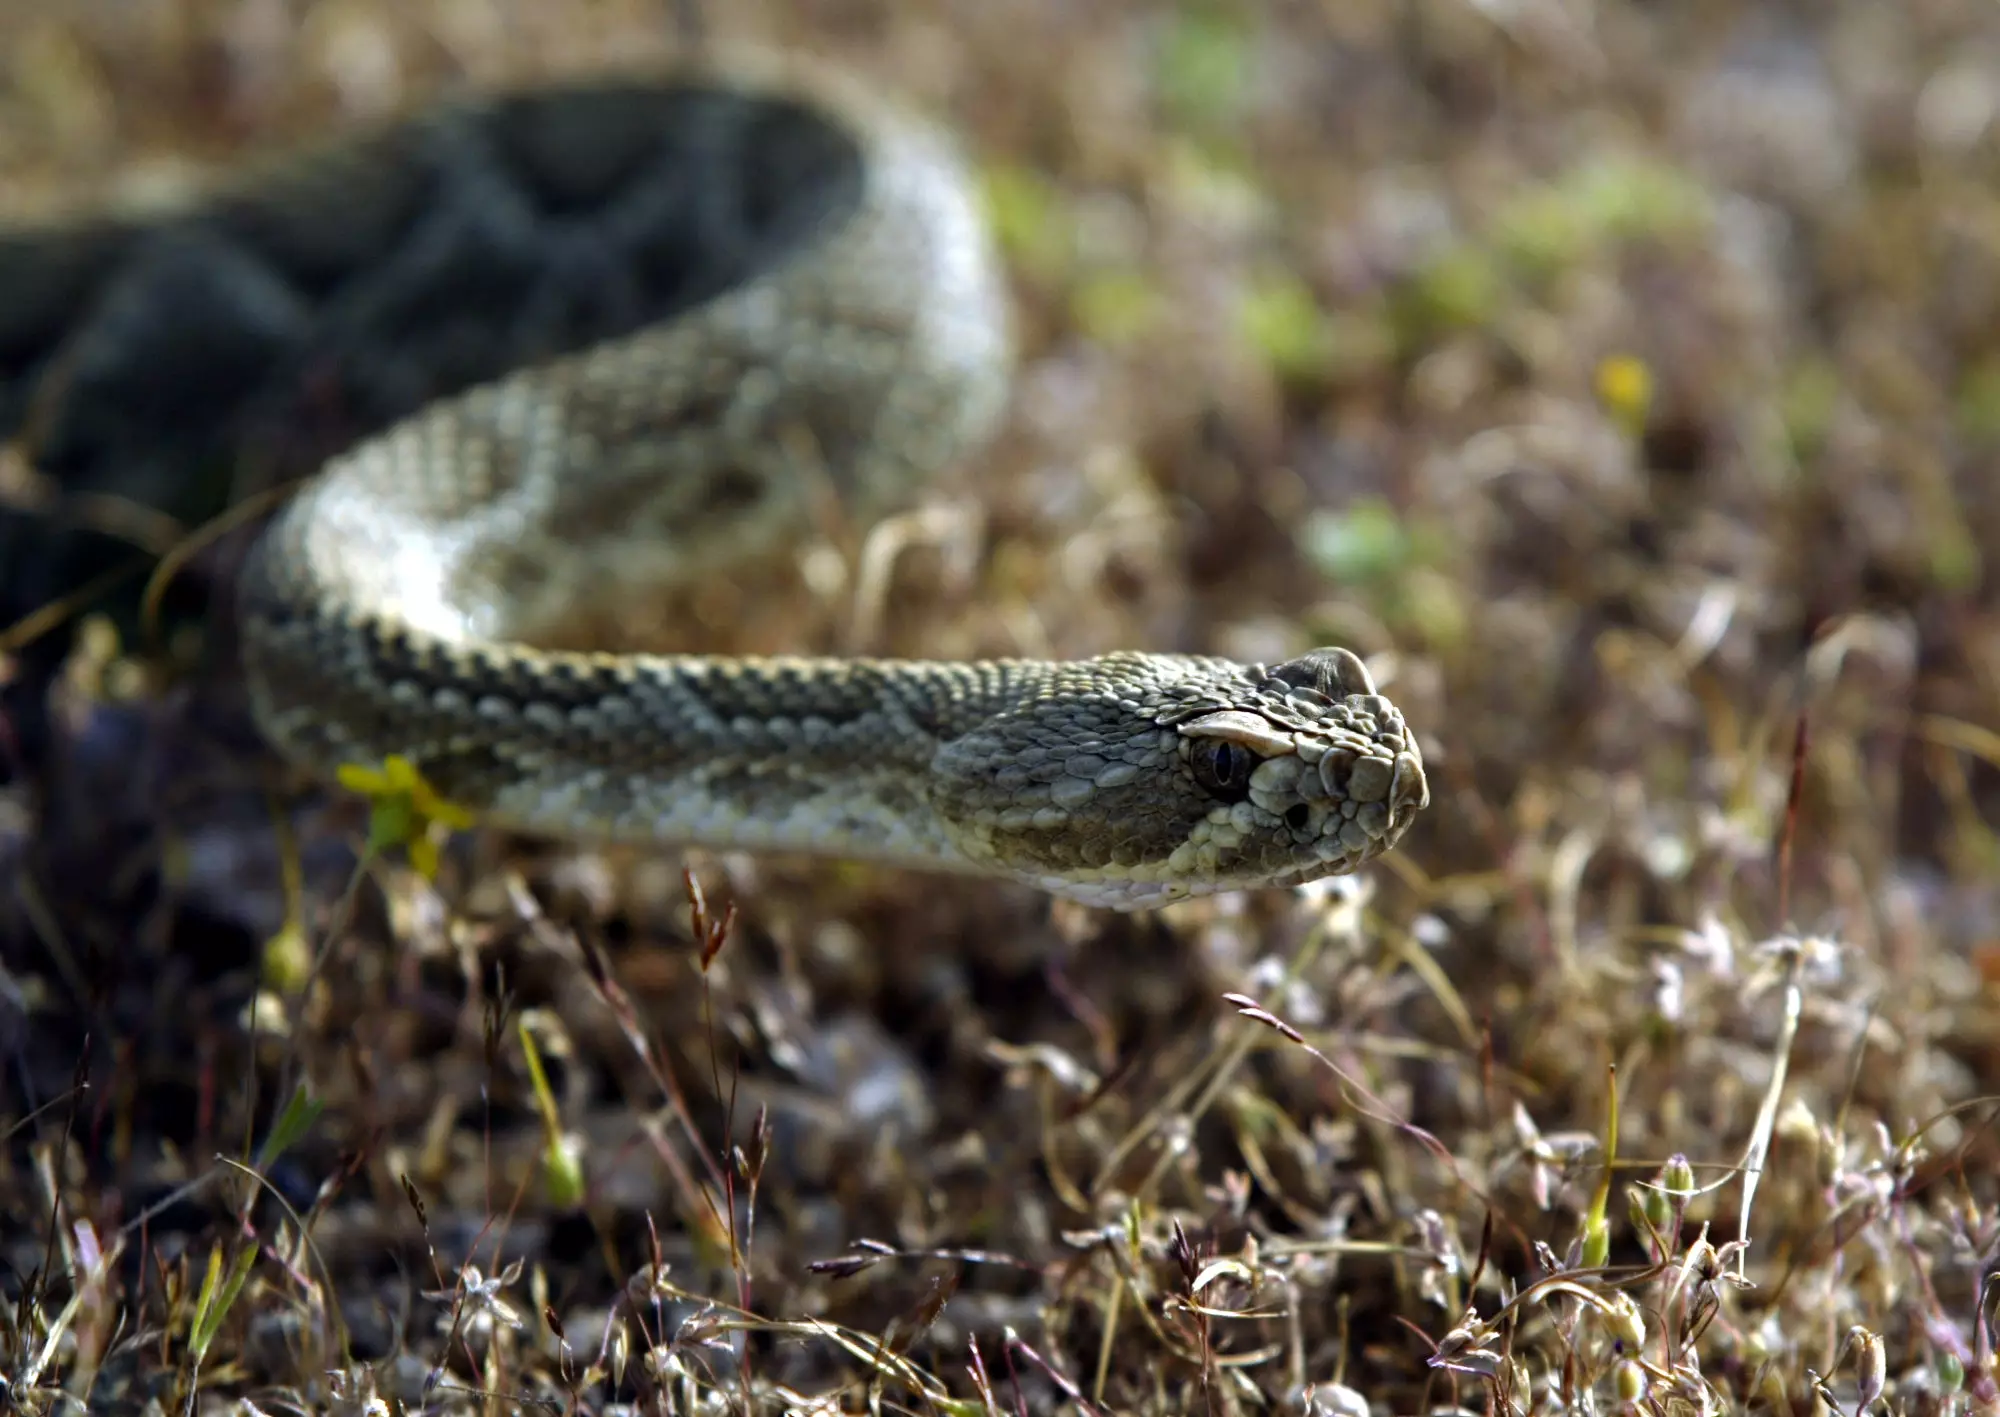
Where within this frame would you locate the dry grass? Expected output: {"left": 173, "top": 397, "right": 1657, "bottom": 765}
{"left": 3, "top": 1, "right": 1998, "bottom": 1413}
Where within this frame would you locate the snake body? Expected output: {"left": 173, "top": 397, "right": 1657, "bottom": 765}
{"left": 12, "top": 60, "right": 1429, "bottom": 909}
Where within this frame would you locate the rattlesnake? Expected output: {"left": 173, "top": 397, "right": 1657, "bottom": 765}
{"left": 4, "top": 58, "right": 1428, "bottom": 909}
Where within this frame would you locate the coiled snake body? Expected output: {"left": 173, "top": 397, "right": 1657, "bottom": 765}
{"left": 8, "top": 59, "right": 1428, "bottom": 909}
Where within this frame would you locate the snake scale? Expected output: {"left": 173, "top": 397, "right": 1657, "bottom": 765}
{"left": 5, "top": 57, "right": 1429, "bottom": 909}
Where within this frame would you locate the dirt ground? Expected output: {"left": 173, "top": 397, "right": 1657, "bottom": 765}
{"left": 2, "top": 1, "right": 1998, "bottom": 1412}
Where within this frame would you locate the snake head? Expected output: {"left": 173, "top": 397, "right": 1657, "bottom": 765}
{"left": 930, "top": 646, "right": 1429, "bottom": 910}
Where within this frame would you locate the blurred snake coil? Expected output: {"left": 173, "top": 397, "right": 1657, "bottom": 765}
{"left": 2, "top": 57, "right": 1428, "bottom": 909}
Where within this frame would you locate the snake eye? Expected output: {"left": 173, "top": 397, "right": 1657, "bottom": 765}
{"left": 1189, "top": 738, "right": 1258, "bottom": 803}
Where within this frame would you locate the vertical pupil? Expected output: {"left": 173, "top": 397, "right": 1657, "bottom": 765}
{"left": 1191, "top": 739, "right": 1258, "bottom": 803}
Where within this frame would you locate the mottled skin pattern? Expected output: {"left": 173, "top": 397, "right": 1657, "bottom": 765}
{"left": 249, "top": 623, "right": 1428, "bottom": 907}
{"left": 127, "top": 58, "right": 1430, "bottom": 908}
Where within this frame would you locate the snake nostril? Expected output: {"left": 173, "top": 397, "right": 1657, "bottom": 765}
{"left": 1285, "top": 804, "right": 1310, "bottom": 831}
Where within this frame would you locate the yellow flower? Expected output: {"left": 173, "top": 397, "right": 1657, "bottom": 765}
{"left": 1594, "top": 353, "right": 1655, "bottom": 438}
{"left": 335, "top": 754, "right": 475, "bottom": 879}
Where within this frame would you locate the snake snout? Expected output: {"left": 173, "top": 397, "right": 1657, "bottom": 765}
{"left": 1145, "top": 648, "right": 1429, "bottom": 900}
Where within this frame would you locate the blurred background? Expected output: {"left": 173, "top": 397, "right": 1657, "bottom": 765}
{"left": 1, "top": 1, "right": 1996, "bottom": 1412}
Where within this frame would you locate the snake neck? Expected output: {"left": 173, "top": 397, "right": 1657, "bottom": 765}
{"left": 243, "top": 594, "right": 1076, "bottom": 871}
